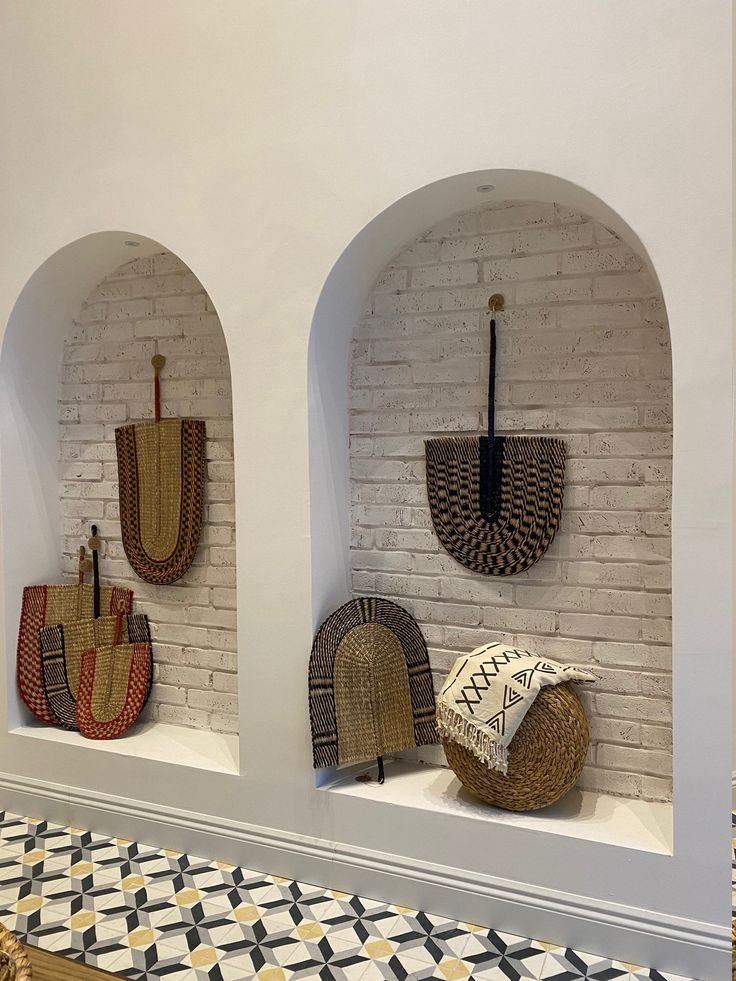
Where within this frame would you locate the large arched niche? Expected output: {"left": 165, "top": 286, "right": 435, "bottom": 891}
{"left": 0, "top": 231, "right": 238, "bottom": 771}
{"left": 308, "top": 169, "right": 672, "bottom": 802}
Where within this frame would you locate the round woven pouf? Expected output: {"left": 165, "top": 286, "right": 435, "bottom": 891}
{"left": 442, "top": 683, "right": 589, "bottom": 812}
{"left": 0, "top": 922, "right": 31, "bottom": 980}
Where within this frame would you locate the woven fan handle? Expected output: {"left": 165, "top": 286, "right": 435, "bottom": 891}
{"left": 152, "top": 354, "right": 166, "bottom": 422}
{"left": 88, "top": 525, "right": 101, "bottom": 618}
{"left": 484, "top": 294, "right": 504, "bottom": 510}
{"left": 78, "top": 545, "right": 93, "bottom": 585}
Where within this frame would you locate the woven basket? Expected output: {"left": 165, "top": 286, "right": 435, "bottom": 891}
{"left": 731, "top": 922, "right": 735, "bottom": 979}
{"left": 442, "top": 683, "right": 589, "bottom": 811}
{"left": 0, "top": 923, "right": 31, "bottom": 980}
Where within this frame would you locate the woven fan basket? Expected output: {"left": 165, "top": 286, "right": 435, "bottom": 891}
{"left": 731, "top": 922, "right": 735, "bottom": 980}
{"left": 0, "top": 923, "right": 31, "bottom": 980}
{"left": 442, "top": 683, "right": 589, "bottom": 812}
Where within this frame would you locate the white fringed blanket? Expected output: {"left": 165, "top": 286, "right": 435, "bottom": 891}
{"left": 437, "top": 643, "right": 596, "bottom": 774}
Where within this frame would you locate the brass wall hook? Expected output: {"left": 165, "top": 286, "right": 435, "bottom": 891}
{"left": 488, "top": 293, "right": 505, "bottom": 313}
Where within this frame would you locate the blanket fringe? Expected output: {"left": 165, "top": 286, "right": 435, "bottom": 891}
{"left": 437, "top": 701, "right": 508, "bottom": 774}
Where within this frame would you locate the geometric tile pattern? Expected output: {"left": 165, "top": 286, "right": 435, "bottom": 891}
{"left": 0, "top": 809, "right": 688, "bottom": 980}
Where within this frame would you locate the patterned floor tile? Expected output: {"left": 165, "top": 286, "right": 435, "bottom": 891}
{"left": 0, "top": 807, "right": 692, "bottom": 981}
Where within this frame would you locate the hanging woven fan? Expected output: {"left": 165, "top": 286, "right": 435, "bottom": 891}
{"left": 425, "top": 294, "right": 566, "bottom": 576}
{"left": 309, "top": 597, "right": 438, "bottom": 781}
{"left": 16, "top": 534, "right": 133, "bottom": 724}
{"left": 115, "top": 353, "right": 206, "bottom": 585}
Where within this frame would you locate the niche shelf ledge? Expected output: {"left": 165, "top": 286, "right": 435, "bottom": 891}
{"left": 9, "top": 720, "right": 239, "bottom": 775}
{"left": 320, "top": 759, "right": 672, "bottom": 855}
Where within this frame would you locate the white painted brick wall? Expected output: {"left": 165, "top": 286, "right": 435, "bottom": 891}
{"left": 350, "top": 201, "right": 672, "bottom": 802}
{"left": 59, "top": 252, "right": 238, "bottom": 735}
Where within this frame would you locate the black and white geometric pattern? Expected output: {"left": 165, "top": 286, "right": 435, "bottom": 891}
{"left": 0, "top": 809, "right": 689, "bottom": 980}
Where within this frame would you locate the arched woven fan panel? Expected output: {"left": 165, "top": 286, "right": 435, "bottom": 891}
{"left": 425, "top": 435, "right": 566, "bottom": 576}
{"left": 334, "top": 623, "right": 416, "bottom": 764}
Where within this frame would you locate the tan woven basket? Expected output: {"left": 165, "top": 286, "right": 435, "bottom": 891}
{"left": 731, "top": 921, "right": 735, "bottom": 979}
{"left": 442, "top": 682, "right": 589, "bottom": 812}
{"left": 0, "top": 923, "right": 32, "bottom": 980}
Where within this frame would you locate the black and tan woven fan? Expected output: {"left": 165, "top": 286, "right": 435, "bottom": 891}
{"left": 425, "top": 294, "right": 565, "bottom": 576}
{"left": 308, "top": 597, "right": 438, "bottom": 781}
{"left": 115, "top": 353, "right": 206, "bottom": 584}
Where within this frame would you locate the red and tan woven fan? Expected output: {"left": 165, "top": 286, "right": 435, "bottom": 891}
{"left": 115, "top": 353, "right": 206, "bottom": 584}
{"left": 75, "top": 607, "right": 152, "bottom": 740}
{"left": 17, "top": 531, "right": 133, "bottom": 724}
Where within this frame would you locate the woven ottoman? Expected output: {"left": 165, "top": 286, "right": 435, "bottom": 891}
{"left": 442, "top": 682, "right": 589, "bottom": 812}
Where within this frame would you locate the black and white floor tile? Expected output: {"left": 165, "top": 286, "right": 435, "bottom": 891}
{"left": 0, "top": 809, "right": 689, "bottom": 980}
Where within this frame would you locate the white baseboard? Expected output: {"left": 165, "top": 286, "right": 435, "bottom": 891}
{"left": 0, "top": 771, "right": 728, "bottom": 981}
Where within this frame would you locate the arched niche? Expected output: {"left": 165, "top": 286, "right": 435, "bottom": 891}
{"left": 308, "top": 170, "right": 672, "bottom": 802}
{"left": 0, "top": 231, "right": 238, "bottom": 754}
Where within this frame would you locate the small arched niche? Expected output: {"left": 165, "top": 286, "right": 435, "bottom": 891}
{"left": 309, "top": 171, "right": 672, "bottom": 806}
{"left": 1, "top": 232, "right": 238, "bottom": 767}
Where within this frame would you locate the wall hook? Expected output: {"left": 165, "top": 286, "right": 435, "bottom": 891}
{"left": 488, "top": 293, "right": 505, "bottom": 314}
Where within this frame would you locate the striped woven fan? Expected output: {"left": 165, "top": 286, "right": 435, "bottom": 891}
{"left": 425, "top": 296, "right": 565, "bottom": 576}
{"left": 16, "top": 536, "right": 133, "bottom": 724}
{"left": 115, "top": 353, "right": 206, "bottom": 584}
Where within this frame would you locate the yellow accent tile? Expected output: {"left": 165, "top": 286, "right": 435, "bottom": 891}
{"left": 329, "top": 889, "right": 350, "bottom": 899}
{"left": 128, "top": 928, "right": 155, "bottom": 948}
{"left": 622, "top": 964, "right": 642, "bottom": 972}
{"left": 538, "top": 941, "right": 561, "bottom": 952}
{"left": 257, "top": 970, "right": 286, "bottom": 981}
{"left": 364, "top": 939, "right": 395, "bottom": 959}
{"left": 27, "top": 816, "right": 43, "bottom": 824}
{"left": 121, "top": 875, "right": 145, "bottom": 891}
{"left": 216, "top": 861, "right": 235, "bottom": 870}
{"left": 394, "top": 905, "right": 415, "bottom": 914}
{"left": 69, "top": 862, "right": 94, "bottom": 877}
{"left": 71, "top": 911, "right": 97, "bottom": 930}
{"left": 164, "top": 849, "right": 182, "bottom": 858}
{"left": 22, "top": 850, "right": 45, "bottom": 864}
{"left": 116, "top": 837, "right": 132, "bottom": 845}
{"left": 270, "top": 875, "right": 288, "bottom": 884}
{"left": 462, "top": 922, "right": 484, "bottom": 932}
{"left": 190, "top": 947, "right": 218, "bottom": 967}
{"left": 233, "top": 905, "right": 259, "bottom": 923}
{"left": 297, "top": 922, "right": 323, "bottom": 940}
{"left": 175, "top": 888, "right": 201, "bottom": 906}
{"left": 16, "top": 896, "right": 43, "bottom": 913}
{"left": 69, "top": 826, "right": 85, "bottom": 834}
{"left": 439, "top": 959, "right": 470, "bottom": 980}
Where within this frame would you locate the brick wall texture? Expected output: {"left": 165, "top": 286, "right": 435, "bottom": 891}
{"left": 350, "top": 201, "right": 672, "bottom": 802}
{"left": 59, "top": 252, "right": 238, "bottom": 735}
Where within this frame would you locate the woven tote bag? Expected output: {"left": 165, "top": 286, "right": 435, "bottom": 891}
{"left": 425, "top": 297, "right": 565, "bottom": 576}
{"left": 75, "top": 639, "right": 153, "bottom": 739}
{"left": 16, "top": 581, "right": 133, "bottom": 724}
{"left": 115, "top": 355, "right": 206, "bottom": 584}
{"left": 309, "top": 597, "right": 438, "bottom": 769}
{"left": 40, "top": 613, "right": 151, "bottom": 731}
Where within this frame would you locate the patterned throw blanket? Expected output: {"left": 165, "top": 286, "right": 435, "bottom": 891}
{"left": 437, "top": 643, "right": 596, "bottom": 774}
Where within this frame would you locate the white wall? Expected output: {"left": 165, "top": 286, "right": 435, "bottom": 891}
{"left": 0, "top": 3, "right": 730, "bottom": 978}
{"left": 350, "top": 200, "right": 672, "bottom": 801}
{"left": 59, "top": 252, "right": 238, "bottom": 734}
